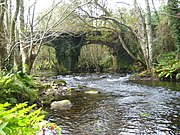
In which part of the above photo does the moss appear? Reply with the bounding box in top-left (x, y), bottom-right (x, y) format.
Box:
top-left (53, 33), bottom-right (84, 73)
top-left (78, 85), bottom-right (87, 89)
top-left (41, 95), bottom-right (54, 106)
top-left (53, 79), bottom-right (67, 86)
top-left (67, 87), bottom-right (76, 92)
top-left (130, 70), bottom-right (159, 81)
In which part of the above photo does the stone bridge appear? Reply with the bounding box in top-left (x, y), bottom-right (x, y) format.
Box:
top-left (37, 31), bottom-right (133, 73)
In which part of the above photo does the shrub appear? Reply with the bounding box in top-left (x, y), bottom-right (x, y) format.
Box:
top-left (155, 53), bottom-right (180, 80)
top-left (0, 71), bottom-right (38, 104)
top-left (0, 102), bottom-right (61, 135)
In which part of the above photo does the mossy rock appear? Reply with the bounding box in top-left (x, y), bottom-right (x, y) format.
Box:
top-left (78, 85), bottom-right (87, 89)
top-left (41, 95), bottom-right (54, 106)
top-left (67, 87), bottom-right (76, 92)
top-left (52, 80), bottom-right (67, 86)
top-left (130, 70), bottom-right (158, 81)
top-left (51, 100), bottom-right (72, 110)
top-left (38, 84), bottom-right (51, 92)
top-left (43, 100), bottom-right (52, 106)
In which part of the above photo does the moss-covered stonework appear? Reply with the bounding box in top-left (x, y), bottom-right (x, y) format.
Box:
top-left (46, 31), bottom-right (133, 74)
top-left (52, 33), bottom-right (84, 74)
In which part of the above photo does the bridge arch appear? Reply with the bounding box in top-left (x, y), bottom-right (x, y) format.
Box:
top-left (44, 32), bottom-right (133, 74)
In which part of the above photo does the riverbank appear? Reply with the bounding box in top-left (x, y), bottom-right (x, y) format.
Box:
top-left (34, 75), bottom-right (102, 108)
top-left (130, 71), bottom-right (159, 81)
top-left (130, 69), bottom-right (180, 82)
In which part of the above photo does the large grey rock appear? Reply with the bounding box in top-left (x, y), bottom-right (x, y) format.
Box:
top-left (51, 100), bottom-right (72, 110)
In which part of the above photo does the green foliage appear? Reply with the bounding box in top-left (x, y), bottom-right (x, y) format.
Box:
top-left (0, 102), bottom-right (42, 135)
top-left (116, 7), bottom-right (137, 29)
top-left (99, 55), bottom-right (114, 69)
top-left (34, 46), bottom-right (57, 71)
top-left (22, 64), bottom-right (30, 74)
top-left (0, 71), bottom-right (38, 104)
top-left (0, 102), bottom-right (61, 135)
top-left (155, 53), bottom-right (180, 80)
top-left (37, 1), bottom-right (85, 33)
top-left (86, 30), bottom-right (115, 43)
top-left (168, 0), bottom-right (180, 55)
top-left (78, 44), bottom-right (114, 72)
top-left (155, 15), bottom-right (176, 54)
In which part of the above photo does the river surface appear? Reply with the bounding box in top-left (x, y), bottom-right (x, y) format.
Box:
top-left (46, 74), bottom-right (180, 135)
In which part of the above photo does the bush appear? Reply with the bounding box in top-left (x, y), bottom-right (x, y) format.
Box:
top-left (0, 102), bottom-right (61, 135)
top-left (155, 53), bottom-right (180, 80)
top-left (0, 71), bottom-right (38, 104)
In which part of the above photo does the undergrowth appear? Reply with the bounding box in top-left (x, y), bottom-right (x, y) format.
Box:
top-left (155, 52), bottom-right (180, 81)
top-left (0, 71), bottom-right (38, 104)
top-left (0, 102), bottom-right (61, 135)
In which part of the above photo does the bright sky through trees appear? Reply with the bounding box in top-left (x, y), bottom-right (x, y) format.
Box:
top-left (28, 0), bottom-right (164, 16)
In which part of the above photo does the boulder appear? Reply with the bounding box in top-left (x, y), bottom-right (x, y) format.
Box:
top-left (51, 100), bottom-right (72, 110)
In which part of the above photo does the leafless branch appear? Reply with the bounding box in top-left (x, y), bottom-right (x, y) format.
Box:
top-left (33, 0), bottom-right (63, 28)
top-left (51, 0), bottom-right (92, 29)
top-left (77, 15), bottom-right (115, 31)
top-left (116, 2), bottom-right (130, 6)
top-left (151, 0), bottom-right (159, 22)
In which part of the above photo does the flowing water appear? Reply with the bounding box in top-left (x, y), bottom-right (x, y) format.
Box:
top-left (46, 74), bottom-right (180, 135)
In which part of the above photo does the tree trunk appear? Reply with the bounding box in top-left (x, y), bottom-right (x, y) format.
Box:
top-left (19, 0), bottom-right (37, 74)
top-left (133, 0), bottom-right (153, 72)
top-left (145, 0), bottom-right (153, 72)
top-left (118, 33), bottom-right (146, 67)
top-left (0, 0), bottom-right (6, 70)
top-left (19, 0), bottom-right (29, 74)
top-left (12, 0), bottom-right (21, 71)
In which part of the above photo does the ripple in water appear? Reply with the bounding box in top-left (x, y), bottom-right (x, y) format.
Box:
top-left (46, 74), bottom-right (180, 135)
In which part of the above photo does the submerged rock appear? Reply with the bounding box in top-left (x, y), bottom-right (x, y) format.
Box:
top-left (78, 85), bottom-right (87, 89)
top-left (51, 100), bottom-right (72, 110)
top-left (84, 89), bottom-right (100, 94)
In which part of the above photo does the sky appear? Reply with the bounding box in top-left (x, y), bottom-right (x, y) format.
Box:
top-left (25, 0), bottom-right (164, 17)
top-left (31, 0), bottom-right (136, 13)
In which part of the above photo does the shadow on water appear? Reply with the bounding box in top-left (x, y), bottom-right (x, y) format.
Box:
top-left (131, 80), bottom-right (180, 91)
top-left (45, 74), bottom-right (180, 135)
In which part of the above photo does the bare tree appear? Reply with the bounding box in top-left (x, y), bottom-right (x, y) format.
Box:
top-left (0, 0), bottom-right (92, 74)
top-left (0, 0), bottom-right (6, 70)
top-left (145, 0), bottom-right (153, 72)
top-left (133, 0), bottom-right (153, 72)
top-left (78, 0), bottom-right (145, 65)
top-left (18, 0), bottom-right (92, 74)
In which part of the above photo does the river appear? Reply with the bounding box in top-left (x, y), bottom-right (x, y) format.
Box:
top-left (46, 74), bottom-right (180, 135)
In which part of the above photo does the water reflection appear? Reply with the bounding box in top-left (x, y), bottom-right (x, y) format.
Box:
top-left (132, 80), bottom-right (180, 91)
